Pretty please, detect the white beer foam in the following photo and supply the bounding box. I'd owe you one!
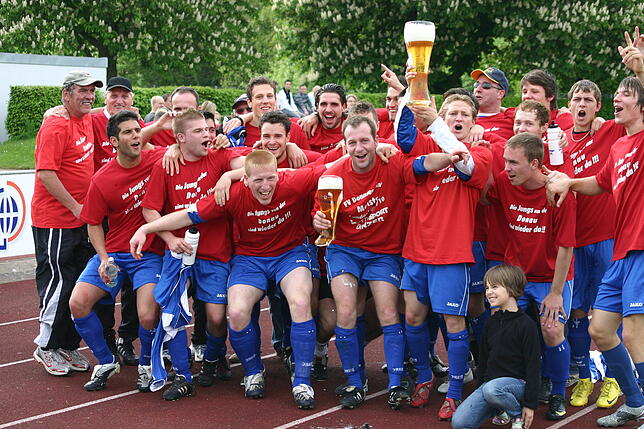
[318,175,343,190]
[404,21,435,43]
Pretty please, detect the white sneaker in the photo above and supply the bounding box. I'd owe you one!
[293,384,315,409]
[137,365,153,392]
[33,347,71,376]
[58,349,90,372]
[190,343,206,362]
[438,367,474,394]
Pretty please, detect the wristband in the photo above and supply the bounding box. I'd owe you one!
[233,116,245,126]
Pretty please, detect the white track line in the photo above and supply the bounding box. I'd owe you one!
[545,404,598,429]
[273,389,388,429]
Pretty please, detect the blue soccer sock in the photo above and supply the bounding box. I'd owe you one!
[229,322,263,376]
[568,317,591,380]
[356,315,366,383]
[74,311,113,365]
[405,321,433,384]
[469,308,490,346]
[290,319,316,387]
[382,323,405,390]
[167,329,191,382]
[635,362,644,394]
[427,311,440,356]
[334,326,362,388]
[545,339,571,398]
[446,329,469,401]
[138,325,155,366]
[204,330,227,362]
[603,343,644,407]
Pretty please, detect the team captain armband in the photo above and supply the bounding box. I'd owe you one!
[187,204,206,225]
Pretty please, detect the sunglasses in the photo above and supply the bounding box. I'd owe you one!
[235,106,252,114]
[473,81,503,90]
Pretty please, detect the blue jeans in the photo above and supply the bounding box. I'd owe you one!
[452,377,525,429]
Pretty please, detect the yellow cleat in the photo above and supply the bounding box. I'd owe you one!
[570,378,593,407]
[596,377,621,409]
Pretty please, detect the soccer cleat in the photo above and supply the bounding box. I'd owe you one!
[492,411,511,425]
[198,359,217,387]
[244,371,266,399]
[284,349,295,381]
[596,377,621,409]
[83,358,120,391]
[58,349,90,372]
[510,417,525,429]
[116,338,138,366]
[190,343,206,363]
[438,397,461,420]
[410,379,433,408]
[538,376,553,403]
[596,403,644,427]
[292,384,315,409]
[312,354,328,381]
[335,378,368,396]
[215,355,232,381]
[136,365,152,392]
[162,374,194,401]
[381,362,388,373]
[229,352,240,364]
[438,367,474,394]
[430,355,449,378]
[570,377,594,407]
[388,385,410,410]
[339,385,365,409]
[33,348,71,376]
[545,394,567,420]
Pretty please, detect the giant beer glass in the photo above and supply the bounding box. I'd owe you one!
[404,20,435,105]
[315,175,343,247]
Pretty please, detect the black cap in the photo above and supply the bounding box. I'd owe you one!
[106,76,133,92]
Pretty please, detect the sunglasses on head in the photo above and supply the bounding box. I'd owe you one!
[235,106,252,114]
[473,81,503,90]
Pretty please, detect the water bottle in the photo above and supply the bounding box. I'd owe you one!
[104,256,119,287]
[546,122,564,166]
[182,227,200,266]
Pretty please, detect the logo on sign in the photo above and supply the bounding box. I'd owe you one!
[0,181,27,251]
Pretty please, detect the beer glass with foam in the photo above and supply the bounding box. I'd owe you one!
[315,175,343,247]
[404,20,435,105]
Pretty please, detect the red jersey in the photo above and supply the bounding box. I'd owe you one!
[245,121,311,150]
[80,150,166,254]
[595,130,644,261]
[148,128,176,147]
[567,120,625,247]
[316,153,417,254]
[143,149,240,262]
[377,108,395,140]
[195,166,325,257]
[307,122,345,154]
[32,115,94,229]
[487,172,576,282]
[403,131,492,264]
[476,111,515,140]
[92,110,146,172]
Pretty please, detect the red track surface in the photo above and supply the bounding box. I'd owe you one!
[0,279,630,428]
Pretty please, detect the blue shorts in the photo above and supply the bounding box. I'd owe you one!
[305,241,321,279]
[325,244,403,287]
[165,252,231,305]
[470,241,487,294]
[77,252,162,301]
[517,280,573,323]
[573,239,613,312]
[594,250,644,317]
[401,259,469,316]
[228,244,311,292]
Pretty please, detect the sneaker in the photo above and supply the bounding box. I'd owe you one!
[570,377,593,407]
[438,367,474,394]
[410,380,433,408]
[162,374,193,401]
[83,358,120,391]
[339,385,365,409]
[116,338,138,366]
[33,347,71,376]
[215,355,232,381]
[596,403,644,427]
[293,384,315,409]
[430,355,449,378]
[538,376,552,403]
[190,343,206,363]
[335,378,369,396]
[312,354,328,381]
[438,397,461,420]
[136,365,152,392]
[58,349,90,372]
[596,377,621,409]
[388,385,410,410]
[244,371,265,399]
[492,411,511,425]
[545,394,566,420]
[510,417,525,429]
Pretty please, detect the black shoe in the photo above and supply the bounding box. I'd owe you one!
[285,352,295,381]
[539,376,553,403]
[339,385,365,409]
[430,355,449,378]
[404,360,418,384]
[335,378,369,396]
[116,338,138,366]
[162,374,194,401]
[198,360,217,387]
[83,358,120,391]
[312,354,328,381]
[545,394,566,420]
[388,386,410,410]
[215,355,232,381]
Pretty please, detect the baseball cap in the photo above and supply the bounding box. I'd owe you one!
[232,94,249,109]
[470,67,509,93]
[63,71,103,88]
[106,76,133,92]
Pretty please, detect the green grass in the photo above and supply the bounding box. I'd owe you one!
[0,135,36,170]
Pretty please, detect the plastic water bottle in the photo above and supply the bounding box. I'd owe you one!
[182,227,200,266]
[104,257,119,287]
[546,122,564,166]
